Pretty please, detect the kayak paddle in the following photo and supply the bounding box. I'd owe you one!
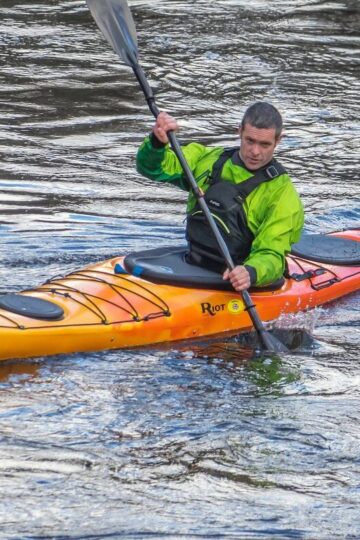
[85,0,288,354]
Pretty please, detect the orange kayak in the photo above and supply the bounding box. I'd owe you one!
[0,229,359,361]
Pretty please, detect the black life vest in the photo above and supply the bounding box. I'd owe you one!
[186,147,286,272]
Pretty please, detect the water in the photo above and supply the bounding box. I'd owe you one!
[0,0,360,538]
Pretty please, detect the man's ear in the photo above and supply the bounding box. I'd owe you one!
[275,133,283,146]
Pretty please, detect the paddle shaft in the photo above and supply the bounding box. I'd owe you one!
[133,64,277,350]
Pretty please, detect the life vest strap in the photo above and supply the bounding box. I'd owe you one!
[209,147,287,200]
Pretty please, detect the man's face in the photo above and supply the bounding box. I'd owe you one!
[239,123,281,170]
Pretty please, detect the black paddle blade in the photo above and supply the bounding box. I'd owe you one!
[241,289,288,353]
[237,328,314,352]
[86,0,138,68]
[259,329,289,353]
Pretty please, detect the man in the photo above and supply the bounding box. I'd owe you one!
[136,101,304,292]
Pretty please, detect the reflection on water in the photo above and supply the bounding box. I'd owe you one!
[0,0,359,538]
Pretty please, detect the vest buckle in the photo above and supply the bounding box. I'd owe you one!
[266,165,279,179]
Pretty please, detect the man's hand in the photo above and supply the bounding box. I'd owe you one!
[153,111,179,144]
[223,265,251,292]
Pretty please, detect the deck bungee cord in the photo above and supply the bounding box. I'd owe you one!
[287,255,360,291]
[0,269,171,330]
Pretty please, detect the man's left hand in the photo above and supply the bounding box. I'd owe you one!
[223,265,251,292]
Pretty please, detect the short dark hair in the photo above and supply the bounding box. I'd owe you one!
[241,101,283,139]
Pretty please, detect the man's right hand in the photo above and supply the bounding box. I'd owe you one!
[153,111,179,144]
[223,265,251,292]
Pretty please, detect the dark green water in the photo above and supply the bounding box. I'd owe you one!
[0,1,359,538]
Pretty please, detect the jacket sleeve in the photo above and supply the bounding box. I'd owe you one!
[244,178,304,287]
[136,135,210,191]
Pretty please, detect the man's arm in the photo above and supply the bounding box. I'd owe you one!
[136,112,211,190]
[244,179,304,287]
[223,178,304,291]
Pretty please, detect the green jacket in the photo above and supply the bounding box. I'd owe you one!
[136,135,304,286]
